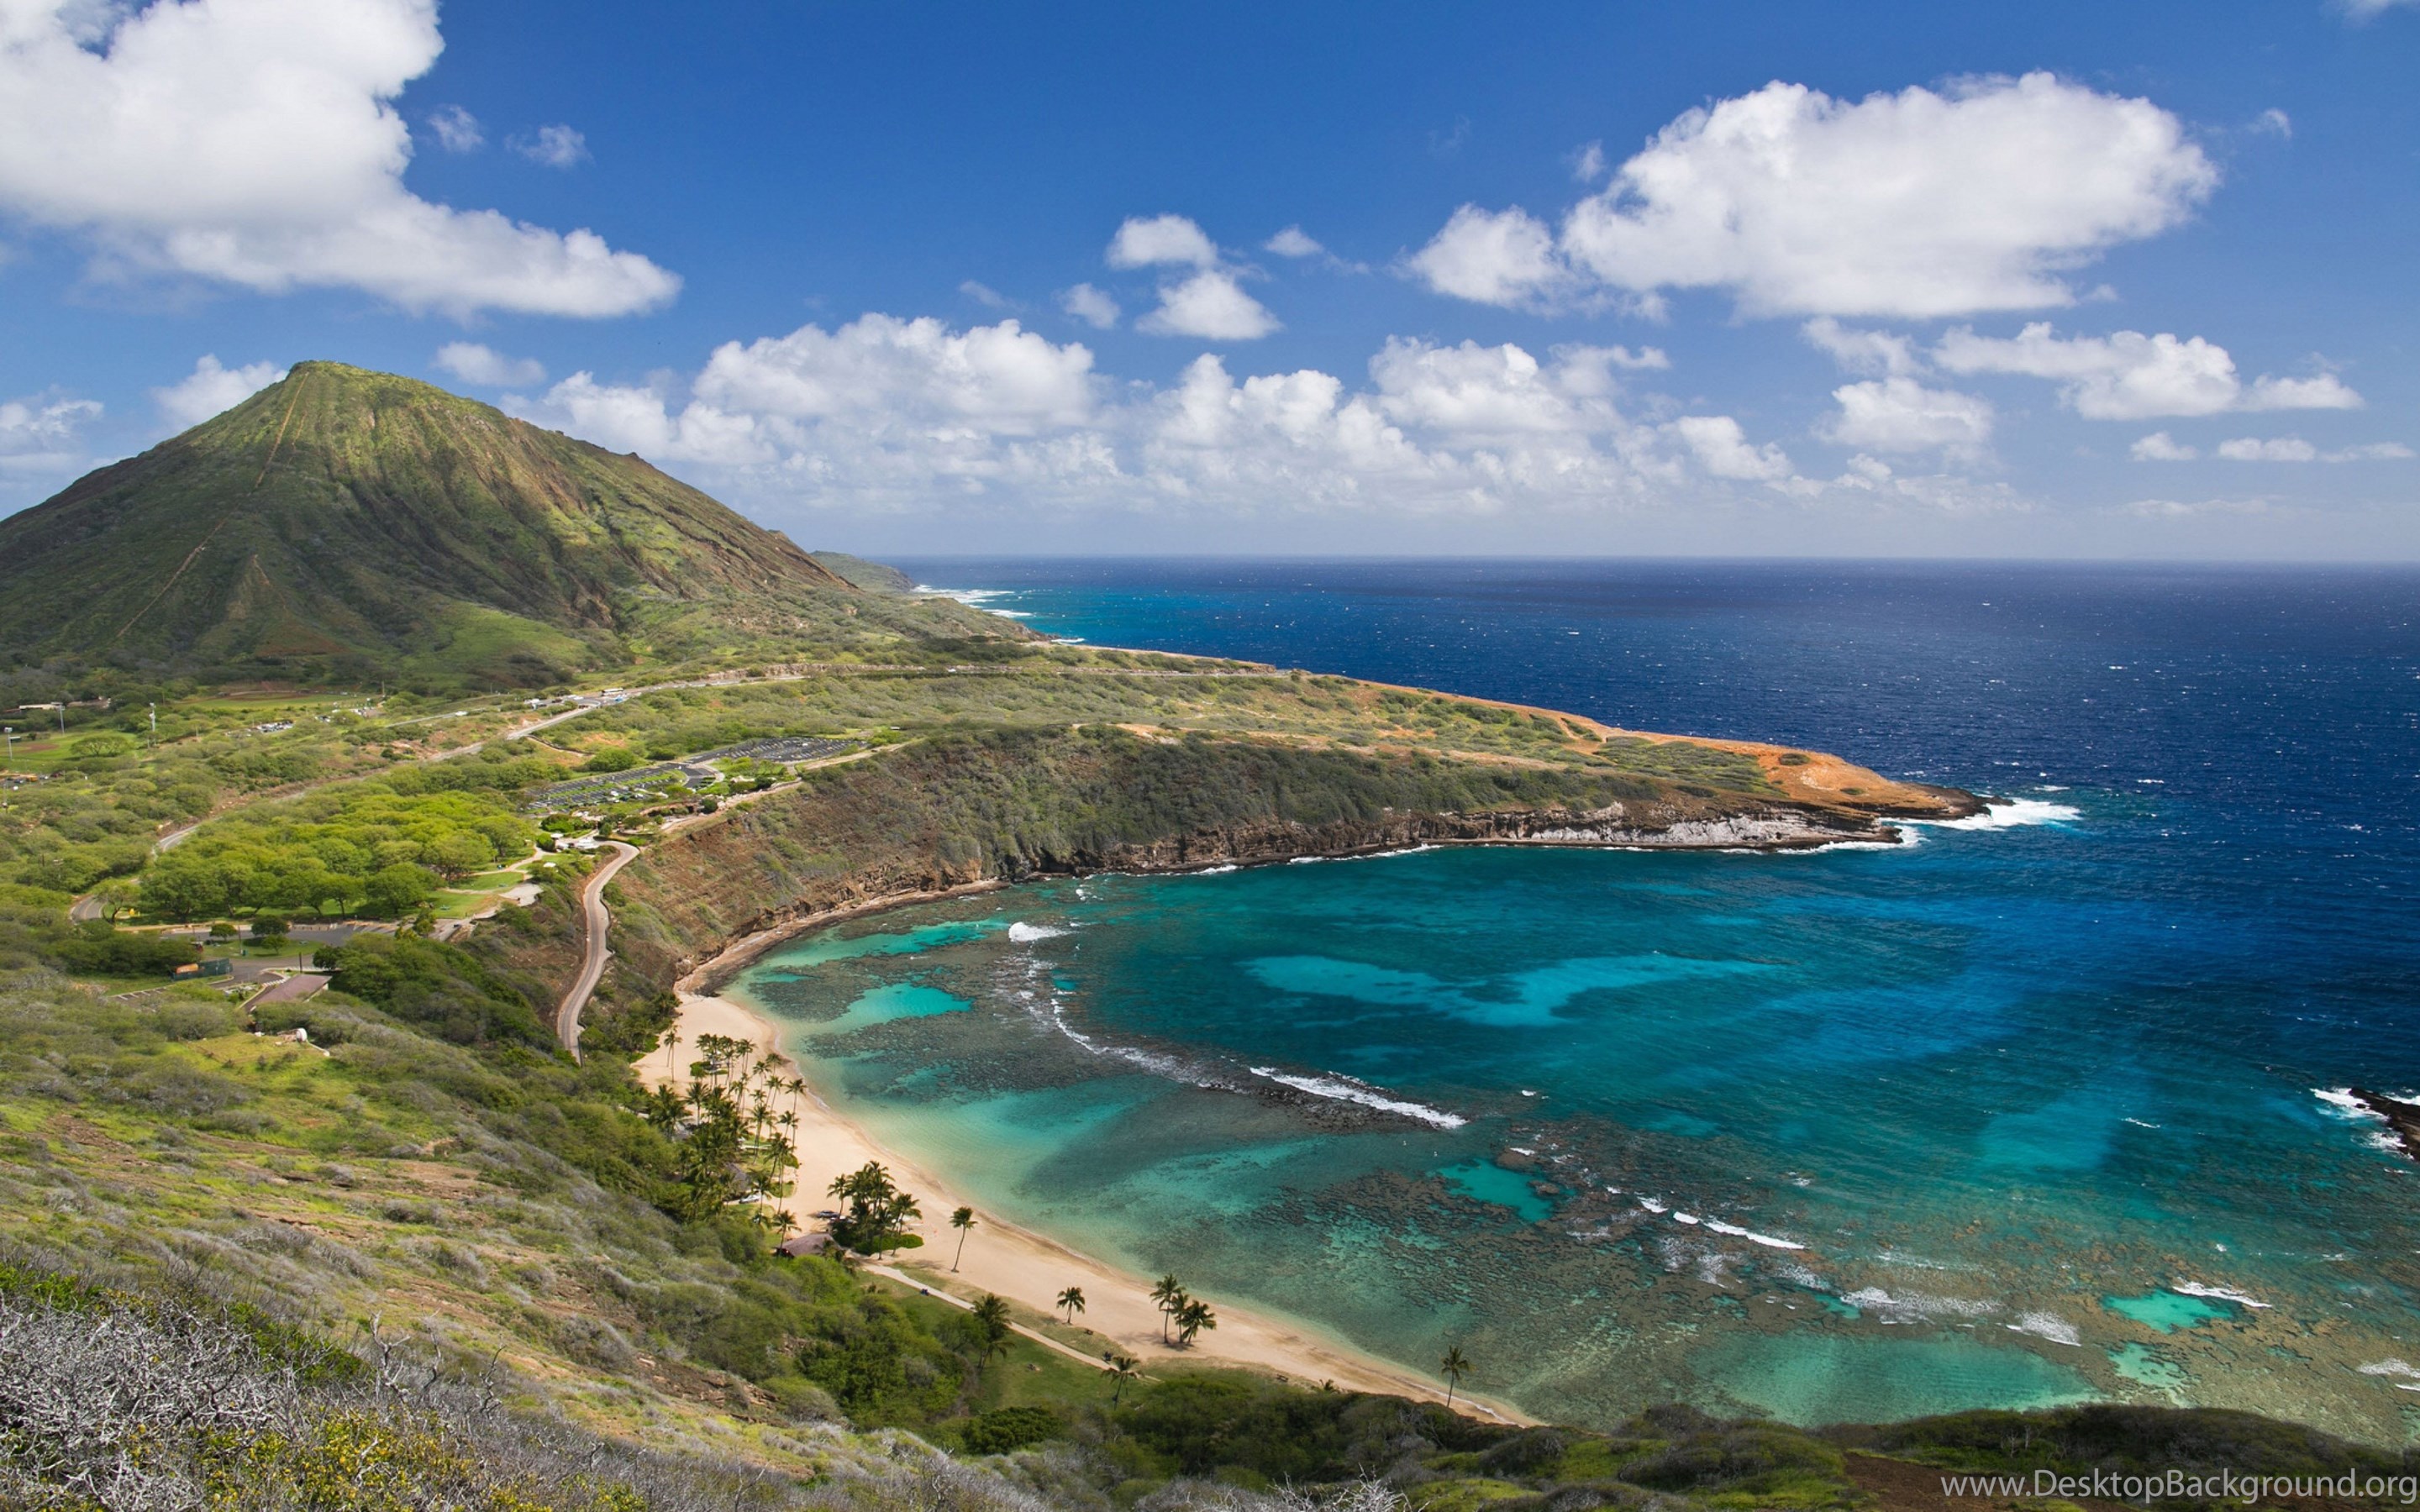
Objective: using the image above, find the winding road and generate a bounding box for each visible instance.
[555,841,638,1062]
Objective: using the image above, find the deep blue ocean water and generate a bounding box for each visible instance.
[738,560,2420,1436]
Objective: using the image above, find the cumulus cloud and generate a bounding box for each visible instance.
[960,281,1012,310]
[1102,215,1278,340]
[0,0,677,318]
[433,342,544,387]
[0,392,103,475]
[1404,205,1570,309]
[1668,415,1794,480]
[1265,226,1324,258]
[2131,432,2197,461]
[1569,140,1608,183]
[2214,436,2316,462]
[1934,323,2362,419]
[511,123,588,169]
[506,312,1859,517]
[153,354,286,428]
[427,104,482,153]
[1802,318,1920,377]
[1107,214,1220,270]
[1414,73,2215,319]
[1822,377,1994,454]
[2132,431,2410,463]
[1060,283,1119,329]
[1136,268,1280,340]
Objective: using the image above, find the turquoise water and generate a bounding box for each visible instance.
[731,562,2420,1440]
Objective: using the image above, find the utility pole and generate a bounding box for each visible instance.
[148,703,157,749]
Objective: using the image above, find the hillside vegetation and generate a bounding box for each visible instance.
[0,363,1022,692]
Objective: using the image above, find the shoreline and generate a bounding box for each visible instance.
[651,893,1534,1425]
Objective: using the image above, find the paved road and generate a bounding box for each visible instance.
[555,842,638,1061]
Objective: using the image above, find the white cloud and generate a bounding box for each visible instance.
[1107,214,1220,270]
[2341,0,2417,19]
[960,280,1011,309]
[1421,73,2214,319]
[506,312,1849,517]
[0,393,102,474]
[1802,318,1920,377]
[1934,323,2363,420]
[153,354,286,428]
[512,124,588,169]
[2216,436,2318,462]
[433,341,544,387]
[1104,216,1278,340]
[1822,377,1994,454]
[1265,226,1324,258]
[1060,283,1119,329]
[0,0,677,318]
[2251,108,2292,140]
[427,103,482,153]
[2132,431,2411,463]
[1570,140,1607,183]
[2213,436,2412,463]
[1404,205,1569,308]
[2131,432,2197,461]
[2244,372,2362,411]
[1667,415,1793,480]
[1135,268,1279,341]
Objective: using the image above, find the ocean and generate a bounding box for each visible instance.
[731,559,2420,1437]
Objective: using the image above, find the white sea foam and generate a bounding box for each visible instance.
[1190,864,1239,875]
[2007,1312,2083,1347]
[2171,1281,2271,1310]
[1246,1068,1467,1129]
[1702,1219,1806,1251]
[1637,1197,1669,1215]
[1006,921,1068,942]
[2314,1087,2386,1121]
[2359,1358,2420,1380]
[1844,1288,2001,1322]
[1914,798,2081,832]
[1672,1212,1702,1226]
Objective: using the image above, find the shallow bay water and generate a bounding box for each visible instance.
[735,561,2420,1437]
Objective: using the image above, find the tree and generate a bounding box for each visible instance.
[1440,1346,1470,1407]
[428,830,495,881]
[969,1294,1013,1366]
[1056,1287,1086,1326]
[362,862,437,918]
[949,1206,976,1272]
[1150,1274,1185,1346]
[1176,1298,1215,1347]
[1108,1353,1139,1404]
[826,1161,921,1254]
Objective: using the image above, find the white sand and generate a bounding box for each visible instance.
[644,984,1525,1423]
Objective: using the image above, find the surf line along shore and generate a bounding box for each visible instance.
[644,886,1532,1425]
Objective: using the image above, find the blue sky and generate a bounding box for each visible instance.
[1,0,2414,557]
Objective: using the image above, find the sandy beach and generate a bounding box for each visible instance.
[644,979,1527,1424]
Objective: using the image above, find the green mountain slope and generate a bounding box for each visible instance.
[0,362,1014,689]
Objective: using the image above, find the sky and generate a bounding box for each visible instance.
[1,0,2415,559]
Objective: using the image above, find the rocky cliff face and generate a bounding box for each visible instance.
[596,727,1927,993]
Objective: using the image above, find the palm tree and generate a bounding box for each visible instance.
[1056,1286,1086,1325]
[970,1293,1013,1365]
[1176,1298,1216,1347]
[1439,1346,1471,1407]
[1150,1274,1185,1344]
[1108,1353,1139,1404]
[950,1206,977,1271]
